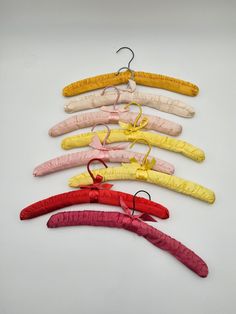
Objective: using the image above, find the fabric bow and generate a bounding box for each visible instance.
[130,157,156,171]
[79,174,113,190]
[128,157,156,181]
[89,134,129,151]
[119,118,149,134]
[126,79,136,92]
[120,197,156,222]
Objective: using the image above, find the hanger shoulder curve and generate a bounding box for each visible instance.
[49,111,182,137]
[33,149,102,176]
[63,71,129,97]
[33,149,175,177]
[61,129,205,162]
[63,70,199,97]
[69,166,215,204]
[47,210,208,278]
[64,90,195,118]
[20,189,169,220]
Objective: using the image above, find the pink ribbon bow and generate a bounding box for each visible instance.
[120,197,157,222]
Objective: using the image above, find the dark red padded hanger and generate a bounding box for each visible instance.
[47,207,208,278]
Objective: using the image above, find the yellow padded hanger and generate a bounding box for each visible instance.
[61,103,205,162]
[63,47,199,97]
[69,149,215,204]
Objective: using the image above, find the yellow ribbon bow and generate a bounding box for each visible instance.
[129,156,156,181]
[119,118,148,134]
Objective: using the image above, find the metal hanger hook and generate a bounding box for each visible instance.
[115,67,135,80]
[132,190,152,215]
[116,46,135,69]
[101,85,121,110]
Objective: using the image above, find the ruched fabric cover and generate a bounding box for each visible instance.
[33,148,174,176]
[49,110,182,137]
[61,129,205,162]
[63,70,199,97]
[64,90,195,118]
[47,210,208,278]
[20,189,169,220]
[69,162,215,204]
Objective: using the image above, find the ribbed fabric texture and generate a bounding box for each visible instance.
[61,129,205,162]
[69,166,215,204]
[47,210,208,278]
[49,111,182,137]
[33,148,174,177]
[64,90,195,117]
[20,189,169,220]
[63,71,199,97]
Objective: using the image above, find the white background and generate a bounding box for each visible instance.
[1,1,236,313]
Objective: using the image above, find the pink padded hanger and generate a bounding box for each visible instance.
[64,79,195,118]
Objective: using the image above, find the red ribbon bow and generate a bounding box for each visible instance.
[79,175,113,190]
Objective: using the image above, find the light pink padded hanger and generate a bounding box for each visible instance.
[49,86,182,137]
[34,124,174,176]
[64,79,195,118]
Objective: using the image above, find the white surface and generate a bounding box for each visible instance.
[0,1,236,313]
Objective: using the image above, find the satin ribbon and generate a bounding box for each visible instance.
[119,118,149,134]
[129,157,156,181]
[100,106,128,123]
[126,79,136,92]
[120,197,156,222]
[89,134,128,151]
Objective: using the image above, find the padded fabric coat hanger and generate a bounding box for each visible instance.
[50,89,182,137]
[61,117,205,162]
[34,127,175,176]
[69,158,215,204]
[64,79,195,118]
[47,209,208,278]
[63,47,199,97]
[20,173,169,219]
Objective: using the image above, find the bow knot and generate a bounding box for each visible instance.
[119,118,148,134]
[79,175,113,190]
[120,197,156,222]
[130,157,156,171]
[128,157,156,181]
